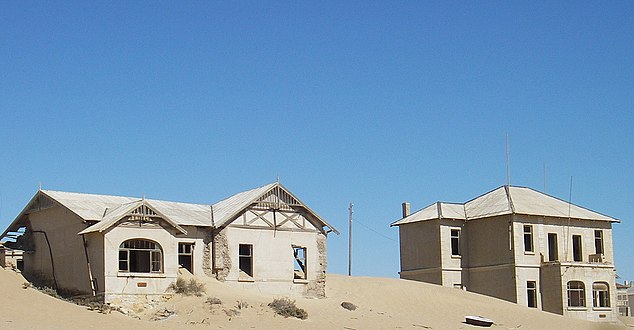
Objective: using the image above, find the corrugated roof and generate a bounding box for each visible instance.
[391,202,465,226]
[42,190,212,227]
[211,183,276,227]
[3,183,337,237]
[391,185,619,226]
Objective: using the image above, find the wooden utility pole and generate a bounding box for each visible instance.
[348,202,353,276]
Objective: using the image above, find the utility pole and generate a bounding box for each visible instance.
[348,202,353,276]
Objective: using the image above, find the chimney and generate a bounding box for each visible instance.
[402,202,410,218]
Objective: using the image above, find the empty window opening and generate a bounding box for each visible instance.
[293,246,307,280]
[239,244,253,277]
[594,230,604,254]
[527,281,537,308]
[178,242,194,274]
[119,239,163,273]
[567,281,585,307]
[451,229,461,256]
[547,233,558,261]
[593,282,610,308]
[523,225,534,252]
[572,235,582,262]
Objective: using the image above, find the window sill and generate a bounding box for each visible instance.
[293,279,309,284]
[238,277,255,283]
[592,307,612,311]
[451,255,462,259]
[567,306,587,311]
[524,251,535,255]
[117,272,165,278]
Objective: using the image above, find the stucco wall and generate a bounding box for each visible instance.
[222,225,326,297]
[102,222,182,304]
[468,264,517,303]
[540,262,563,315]
[464,215,513,268]
[398,220,440,273]
[25,206,93,295]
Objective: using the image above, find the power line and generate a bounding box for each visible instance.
[353,217,397,243]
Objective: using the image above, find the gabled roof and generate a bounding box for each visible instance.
[391,185,619,226]
[2,182,338,239]
[78,199,188,235]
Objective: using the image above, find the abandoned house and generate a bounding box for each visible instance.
[0,182,338,304]
[391,185,619,322]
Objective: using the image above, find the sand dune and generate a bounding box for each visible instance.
[0,268,628,329]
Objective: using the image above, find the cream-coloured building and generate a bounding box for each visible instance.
[1,183,337,304]
[392,185,619,322]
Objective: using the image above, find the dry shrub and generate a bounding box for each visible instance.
[268,297,308,320]
[169,277,206,296]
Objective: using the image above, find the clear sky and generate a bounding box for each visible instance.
[1,2,633,280]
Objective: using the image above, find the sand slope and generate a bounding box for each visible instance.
[1,268,628,329]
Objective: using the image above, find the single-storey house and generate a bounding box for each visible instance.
[1,182,338,304]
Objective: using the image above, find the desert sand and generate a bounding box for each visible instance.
[1,268,630,329]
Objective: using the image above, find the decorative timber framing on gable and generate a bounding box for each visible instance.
[221,183,339,235]
[79,200,187,235]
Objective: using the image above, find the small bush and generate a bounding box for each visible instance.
[268,297,308,320]
[206,297,222,305]
[169,277,206,296]
[341,301,357,311]
[235,300,249,310]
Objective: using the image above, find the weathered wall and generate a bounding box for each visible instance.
[560,264,618,322]
[221,225,325,298]
[397,220,440,273]
[439,219,466,288]
[25,206,93,295]
[468,264,517,303]
[464,215,513,268]
[540,262,563,315]
[102,221,182,304]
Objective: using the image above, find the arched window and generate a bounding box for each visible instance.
[567,281,585,307]
[593,282,610,308]
[119,239,163,273]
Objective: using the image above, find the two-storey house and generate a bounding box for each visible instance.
[391,185,619,322]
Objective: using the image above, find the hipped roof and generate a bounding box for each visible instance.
[391,186,619,226]
[2,183,338,238]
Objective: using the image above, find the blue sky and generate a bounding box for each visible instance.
[1,2,633,280]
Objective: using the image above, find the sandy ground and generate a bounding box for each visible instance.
[0,268,630,329]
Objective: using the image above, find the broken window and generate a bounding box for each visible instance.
[239,244,253,277]
[593,282,610,308]
[178,242,194,273]
[567,281,585,307]
[119,239,163,273]
[293,246,307,280]
[523,225,534,252]
[572,235,582,262]
[450,229,460,256]
[527,281,537,308]
[594,230,604,254]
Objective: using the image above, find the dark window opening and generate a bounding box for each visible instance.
[178,242,194,274]
[594,230,604,254]
[293,246,307,280]
[548,233,558,261]
[239,244,253,277]
[119,239,163,273]
[593,282,610,308]
[567,281,585,307]
[527,281,537,308]
[451,229,461,256]
[523,225,534,252]
[572,235,582,262]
